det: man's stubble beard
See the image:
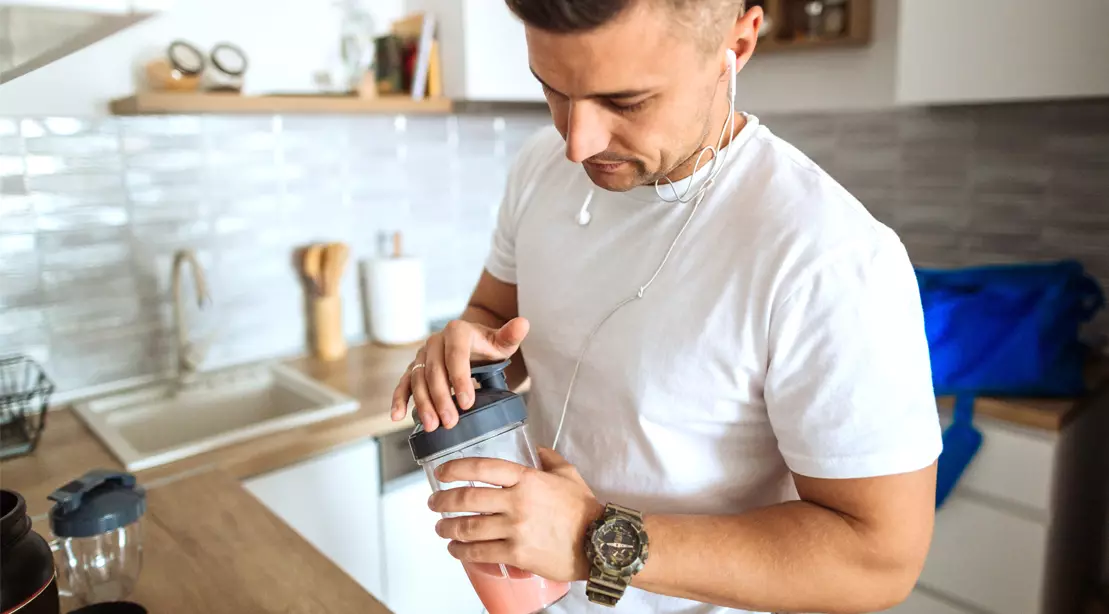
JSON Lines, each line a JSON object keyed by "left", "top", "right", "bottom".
{"left": 631, "top": 86, "right": 721, "bottom": 190}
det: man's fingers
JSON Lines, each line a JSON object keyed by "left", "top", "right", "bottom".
{"left": 410, "top": 365, "right": 439, "bottom": 431}
{"left": 425, "top": 340, "right": 458, "bottom": 429}
{"left": 390, "top": 370, "right": 412, "bottom": 421}
{"left": 435, "top": 513, "right": 513, "bottom": 542}
{"left": 430, "top": 486, "right": 510, "bottom": 514}
{"left": 443, "top": 322, "right": 476, "bottom": 409}
{"left": 436, "top": 457, "right": 528, "bottom": 488}
{"left": 446, "top": 540, "right": 516, "bottom": 568}
{"left": 490, "top": 317, "right": 530, "bottom": 352}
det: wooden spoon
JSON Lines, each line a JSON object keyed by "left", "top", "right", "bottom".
{"left": 302, "top": 244, "right": 324, "bottom": 296}
{"left": 322, "top": 242, "right": 349, "bottom": 296}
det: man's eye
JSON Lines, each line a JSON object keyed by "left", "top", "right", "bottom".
{"left": 541, "top": 83, "right": 565, "bottom": 98}
{"left": 610, "top": 99, "right": 648, "bottom": 114}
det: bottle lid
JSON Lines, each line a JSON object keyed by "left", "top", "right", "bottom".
{"left": 49, "top": 470, "right": 146, "bottom": 539}
{"left": 408, "top": 360, "right": 528, "bottom": 463}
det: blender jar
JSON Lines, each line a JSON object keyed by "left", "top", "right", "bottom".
{"left": 48, "top": 470, "right": 146, "bottom": 612}
{"left": 409, "top": 360, "right": 570, "bottom": 614}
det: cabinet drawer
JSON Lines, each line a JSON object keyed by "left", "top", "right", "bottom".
{"left": 941, "top": 413, "right": 1056, "bottom": 515}
{"left": 919, "top": 495, "right": 1047, "bottom": 614}
{"left": 882, "top": 588, "right": 973, "bottom": 614}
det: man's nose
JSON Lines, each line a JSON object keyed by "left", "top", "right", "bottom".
{"left": 563, "top": 102, "right": 609, "bottom": 164}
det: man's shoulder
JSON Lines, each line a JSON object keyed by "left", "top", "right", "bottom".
{"left": 731, "top": 122, "right": 908, "bottom": 292}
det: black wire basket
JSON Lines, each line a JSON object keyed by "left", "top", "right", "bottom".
{"left": 0, "top": 355, "right": 55, "bottom": 460}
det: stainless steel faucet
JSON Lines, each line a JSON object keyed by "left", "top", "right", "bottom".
{"left": 172, "top": 249, "right": 211, "bottom": 386}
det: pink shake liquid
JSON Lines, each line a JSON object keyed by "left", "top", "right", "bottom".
{"left": 463, "top": 562, "right": 570, "bottom": 614}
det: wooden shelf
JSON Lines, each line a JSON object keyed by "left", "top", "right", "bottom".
{"left": 757, "top": 32, "right": 870, "bottom": 53}
{"left": 752, "top": 0, "right": 872, "bottom": 54}
{"left": 109, "top": 92, "right": 454, "bottom": 116}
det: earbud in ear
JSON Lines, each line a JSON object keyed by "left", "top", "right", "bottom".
{"left": 725, "top": 48, "right": 737, "bottom": 101}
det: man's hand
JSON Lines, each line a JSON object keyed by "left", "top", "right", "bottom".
{"left": 429, "top": 448, "right": 604, "bottom": 583}
{"left": 391, "top": 316, "right": 529, "bottom": 431}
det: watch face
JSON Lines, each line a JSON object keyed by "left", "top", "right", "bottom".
{"left": 595, "top": 517, "right": 641, "bottom": 568}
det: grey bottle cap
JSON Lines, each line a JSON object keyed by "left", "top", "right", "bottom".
{"left": 48, "top": 469, "right": 146, "bottom": 539}
{"left": 408, "top": 359, "right": 527, "bottom": 463}
{"left": 408, "top": 390, "right": 527, "bottom": 462}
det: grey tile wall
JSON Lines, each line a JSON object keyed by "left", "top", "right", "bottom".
{"left": 1, "top": 98, "right": 1106, "bottom": 393}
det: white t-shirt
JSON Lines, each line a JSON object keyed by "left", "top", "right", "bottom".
{"left": 483, "top": 114, "right": 943, "bottom": 614}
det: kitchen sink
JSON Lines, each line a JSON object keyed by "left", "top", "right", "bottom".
{"left": 71, "top": 363, "right": 360, "bottom": 471}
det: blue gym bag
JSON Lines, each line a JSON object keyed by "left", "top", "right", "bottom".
{"left": 915, "top": 259, "right": 1105, "bottom": 507}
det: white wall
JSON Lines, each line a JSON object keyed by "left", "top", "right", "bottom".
{"left": 0, "top": 0, "right": 404, "bottom": 116}
{"left": 740, "top": 0, "right": 898, "bottom": 114}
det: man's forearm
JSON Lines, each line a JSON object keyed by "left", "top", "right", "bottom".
{"left": 461, "top": 303, "right": 528, "bottom": 388}
{"left": 630, "top": 501, "right": 923, "bottom": 614}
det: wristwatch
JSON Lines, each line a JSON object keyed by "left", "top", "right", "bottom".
{"left": 584, "top": 503, "right": 649, "bottom": 607}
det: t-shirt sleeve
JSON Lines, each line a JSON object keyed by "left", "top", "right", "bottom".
{"left": 484, "top": 176, "right": 521, "bottom": 284}
{"left": 484, "top": 128, "right": 553, "bottom": 284}
{"left": 765, "top": 234, "right": 943, "bottom": 479}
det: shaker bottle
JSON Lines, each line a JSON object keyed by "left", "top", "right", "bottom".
{"left": 47, "top": 470, "right": 148, "bottom": 613}
{"left": 408, "top": 360, "right": 570, "bottom": 614}
{"left": 2, "top": 488, "right": 61, "bottom": 614}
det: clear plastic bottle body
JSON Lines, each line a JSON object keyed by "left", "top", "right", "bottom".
{"left": 51, "top": 520, "right": 143, "bottom": 610}
{"left": 418, "top": 422, "right": 570, "bottom": 614}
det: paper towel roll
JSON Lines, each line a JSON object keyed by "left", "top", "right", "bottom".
{"left": 363, "top": 256, "right": 429, "bottom": 346}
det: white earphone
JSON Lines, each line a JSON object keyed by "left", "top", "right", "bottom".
{"left": 576, "top": 48, "right": 737, "bottom": 226}
{"left": 552, "top": 48, "right": 740, "bottom": 450}
{"left": 576, "top": 188, "right": 594, "bottom": 226}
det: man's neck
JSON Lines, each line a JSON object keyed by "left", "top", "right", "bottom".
{"left": 662, "top": 111, "right": 746, "bottom": 184}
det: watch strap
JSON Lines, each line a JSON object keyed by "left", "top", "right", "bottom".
{"left": 586, "top": 567, "right": 627, "bottom": 607}
{"left": 585, "top": 503, "right": 646, "bottom": 607}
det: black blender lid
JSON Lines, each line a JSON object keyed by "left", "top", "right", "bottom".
{"left": 408, "top": 360, "right": 528, "bottom": 462}
{"left": 49, "top": 469, "right": 146, "bottom": 539}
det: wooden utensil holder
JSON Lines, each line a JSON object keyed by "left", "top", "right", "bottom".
{"left": 310, "top": 294, "right": 347, "bottom": 361}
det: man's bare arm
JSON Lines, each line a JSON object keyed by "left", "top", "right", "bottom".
{"left": 630, "top": 463, "right": 936, "bottom": 614}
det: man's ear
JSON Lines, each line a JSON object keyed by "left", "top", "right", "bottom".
{"left": 731, "top": 5, "right": 763, "bottom": 70}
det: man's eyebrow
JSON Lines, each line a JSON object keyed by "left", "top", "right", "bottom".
{"left": 530, "top": 67, "right": 653, "bottom": 100}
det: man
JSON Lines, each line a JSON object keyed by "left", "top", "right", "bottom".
{"left": 390, "top": 1, "right": 943, "bottom": 612}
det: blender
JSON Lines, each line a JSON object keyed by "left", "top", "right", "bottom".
{"left": 409, "top": 360, "right": 570, "bottom": 614}
{"left": 48, "top": 469, "right": 147, "bottom": 614}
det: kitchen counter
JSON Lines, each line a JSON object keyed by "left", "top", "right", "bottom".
{"left": 2, "top": 342, "right": 1106, "bottom": 614}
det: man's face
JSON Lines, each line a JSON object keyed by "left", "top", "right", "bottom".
{"left": 526, "top": 3, "right": 725, "bottom": 192}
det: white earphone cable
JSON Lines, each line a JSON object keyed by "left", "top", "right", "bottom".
{"left": 552, "top": 182, "right": 712, "bottom": 450}
{"left": 552, "top": 57, "right": 738, "bottom": 450}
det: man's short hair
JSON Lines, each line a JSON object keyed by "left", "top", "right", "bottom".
{"left": 504, "top": 0, "right": 746, "bottom": 53}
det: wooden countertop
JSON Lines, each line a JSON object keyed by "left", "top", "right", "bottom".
{"left": 34, "top": 471, "right": 391, "bottom": 614}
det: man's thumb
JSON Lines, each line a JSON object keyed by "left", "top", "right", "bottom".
{"left": 537, "top": 447, "right": 580, "bottom": 480}
{"left": 492, "top": 317, "right": 529, "bottom": 351}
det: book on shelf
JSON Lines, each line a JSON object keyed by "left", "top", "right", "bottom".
{"left": 383, "top": 10, "right": 443, "bottom": 99}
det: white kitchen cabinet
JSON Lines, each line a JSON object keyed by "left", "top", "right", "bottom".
{"left": 896, "top": 0, "right": 1109, "bottom": 105}
{"left": 882, "top": 388, "right": 1109, "bottom": 614}
{"left": 405, "top": 0, "right": 544, "bottom": 102}
{"left": 243, "top": 438, "right": 385, "bottom": 599}
{"left": 380, "top": 471, "right": 486, "bottom": 614}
